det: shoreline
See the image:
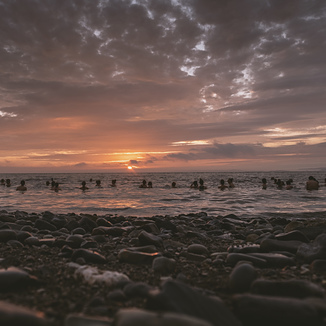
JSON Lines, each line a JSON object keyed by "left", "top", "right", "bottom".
{"left": 0, "top": 210, "right": 326, "bottom": 325}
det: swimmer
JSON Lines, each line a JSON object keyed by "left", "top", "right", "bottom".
{"left": 262, "top": 178, "right": 267, "bottom": 190}
{"left": 46, "top": 181, "right": 50, "bottom": 186}
{"left": 111, "top": 179, "right": 117, "bottom": 187}
{"left": 171, "top": 182, "right": 177, "bottom": 188}
{"left": 148, "top": 181, "right": 153, "bottom": 188}
{"left": 53, "top": 182, "right": 61, "bottom": 192}
{"left": 139, "top": 180, "right": 147, "bottom": 188}
{"left": 227, "top": 178, "right": 235, "bottom": 188}
{"left": 199, "top": 178, "right": 206, "bottom": 190}
{"left": 80, "top": 181, "right": 89, "bottom": 191}
{"left": 285, "top": 180, "right": 293, "bottom": 190}
{"left": 190, "top": 181, "right": 198, "bottom": 189}
{"left": 5, "top": 179, "right": 11, "bottom": 187}
{"left": 218, "top": 179, "right": 228, "bottom": 190}
{"left": 306, "top": 176, "right": 319, "bottom": 190}
{"left": 16, "top": 180, "right": 27, "bottom": 192}
{"left": 95, "top": 180, "right": 102, "bottom": 187}
{"left": 0, "top": 179, "right": 5, "bottom": 186}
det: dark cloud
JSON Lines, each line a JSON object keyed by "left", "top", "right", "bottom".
{"left": 0, "top": 0, "right": 325, "bottom": 171}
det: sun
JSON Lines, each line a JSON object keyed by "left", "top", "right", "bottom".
{"left": 127, "top": 166, "right": 133, "bottom": 170}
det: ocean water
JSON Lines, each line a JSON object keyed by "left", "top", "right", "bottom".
{"left": 0, "top": 171, "right": 326, "bottom": 220}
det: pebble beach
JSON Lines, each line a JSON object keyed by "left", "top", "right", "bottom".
{"left": 1, "top": 209, "right": 326, "bottom": 326}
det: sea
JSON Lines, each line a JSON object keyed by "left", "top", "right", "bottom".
{"left": 1, "top": 171, "right": 326, "bottom": 220}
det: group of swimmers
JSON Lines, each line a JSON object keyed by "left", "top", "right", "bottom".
{"left": 262, "top": 176, "right": 323, "bottom": 190}
{"left": 1, "top": 175, "right": 325, "bottom": 193}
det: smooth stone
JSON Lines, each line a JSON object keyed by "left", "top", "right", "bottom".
{"left": 16, "top": 231, "right": 33, "bottom": 242}
{"left": 152, "top": 257, "right": 176, "bottom": 274}
{"left": 65, "top": 314, "right": 112, "bottom": 326}
{"left": 34, "top": 219, "right": 57, "bottom": 231}
{"left": 233, "top": 294, "right": 321, "bottom": 326}
{"left": 79, "top": 216, "right": 97, "bottom": 232}
{"left": 72, "top": 227, "right": 86, "bottom": 235}
{"left": 245, "top": 234, "right": 259, "bottom": 243}
{"left": 297, "top": 234, "right": 326, "bottom": 263}
{"left": 95, "top": 218, "right": 112, "bottom": 227}
{"left": 0, "top": 267, "right": 40, "bottom": 292}
{"left": 260, "top": 239, "right": 303, "bottom": 254}
{"left": 123, "top": 282, "right": 154, "bottom": 299}
{"left": 24, "top": 236, "right": 40, "bottom": 246}
{"left": 65, "top": 220, "right": 80, "bottom": 231}
{"left": 187, "top": 244, "right": 209, "bottom": 256}
{"left": 0, "top": 214, "right": 16, "bottom": 223}
{"left": 113, "top": 308, "right": 213, "bottom": 326}
{"left": 140, "top": 223, "right": 160, "bottom": 235}
{"left": 284, "top": 221, "right": 304, "bottom": 233}
{"left": 275, "top": 230, "right": 310, "bottom": 243}
{"left": 127, "top": 245, "right": 158, "bottom": 253}
{"left": 107, "top": 289, "right": 127, "bottom": 301}
{"left": 0, "top": 229, "right": 17, "bottom": 242}
{"left": 249, "top": 253, "right": 295, "bottom": 267}
{"left": 66, "top": 235, "right": 84, "bottom": 248}
{"left": 251, "top": 279, "right": 325, "bottom": 298}
{"left": 71, "top": 249, "right": 107, "bottom": 264}
{"left": 226, "top": 253, "right": 267, "bottom": 268}
{"left": 0, "top": 301, "right": 49, "bottom": 325}
{"left": 180, "top": 251, "right": 207, "bottom": 262}
{"left": 7, "top": 240, "right": 24, "bottom": 248}
{"left": 38, "top": 239, "right": 55, "bottom": 247}
{"left": 229, "top": 263, "right": 257, "bottom": 293}
{"left": 80, "top": 240, "right": 98, "bottom": 249}
{"left": 138, "top": 231, "right": 163, "bottom": 248}
{"left": 310, "top": 259, "right": 326, "bottom": 274}
{"left": 147, "top": 280, "right": 242, "bottom": 326}
{"left": 118, "top": 249, "right": 160, "bottom": 264}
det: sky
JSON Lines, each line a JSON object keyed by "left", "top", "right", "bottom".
{"left": 1, "top": 0, "right": 326, "bottom": 173}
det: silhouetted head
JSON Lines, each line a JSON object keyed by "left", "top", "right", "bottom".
{"left": 20, "top": 180, "right": 25, "bottom": 186}
{"left": 220, "top": 179, "right": 225, "bottom": 185}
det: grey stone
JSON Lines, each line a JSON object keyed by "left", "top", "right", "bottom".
{"left": 71, "top": 249, "right": 107, "bottom": 264}
{"left": 260, "top": 239, "right": 303, "bottom": 254}
{"left": 233, "top": 294, "right": 321, "bottom": 326}
{"left": 226, "top": 253, "right": 267, "bottom": 268}
{"left": 187, "top": 244, "right": 209, "bottom": 256}
{"left": 152, "top": 257, "right": 176, "bottom": 274}
{"left": 0, "top": 229, "right": 17, "bottom": 242}
{"left": 229, "top": 263, "right": 257, "bottom": 293}
{"left": 118, "top": 249, "right": 160, "bottom": 264}
{"left": 138, "top": 231, "right": 163, "bottom": 248}
{"left": 297, "top": 234, "right": 326, "bottom": 263}
{"left": 65, "top": 314, "right": 112, "bottom": 326}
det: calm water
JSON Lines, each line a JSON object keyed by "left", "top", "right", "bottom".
{"left": 1, "top": 171, "right": 326, "bottom": 220}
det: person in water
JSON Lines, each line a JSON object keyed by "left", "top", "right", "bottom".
{"left": 0, "top": 179, "right": 5, "bottom": 186}
{"left": 111, "top": 179, "right": 117, "bottom": 187}
{"left": 198, "top": 178, "right": 206, "bottom": 190}
{"left": 53, "top": 182, "right": 61, "bottom": 192}
{"left": 306, "top": 176, "right": 319, "bottom": 190}
{"left": 80, "top": 181, "right": 89, "bottom": 191}
{"left": 218, "top": 179, "right": 228, "bottom": 190}
{"left": 95, "top": 180, "right": 102, "bottom": 187}
{"left": 227, "top": 178, "right": 235, "bottom": 188}
{"left": 285, "top": 180, "right": 293, "bottom": 190}
{"left": 139, "top": 180, "right": 147, "bottom": 188}
{"left": 262, "top": 178, "right": 267, "bottom": 190}
{"left": 171, "top": 182, "right": 177, "bottom": 188}
{"left": 148, "top": 181, "right": 153, "bottom": 188}
{"left": 5, "top": 179, "right": 11, "bottom": 187}
{"left": 16, "top": 180, "right": 27, "bottom": 191}
{"left": 190, "top": 181, "right": 198, "bottom": 189}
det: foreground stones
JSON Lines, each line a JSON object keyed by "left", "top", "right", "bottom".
{"left": 0, "top": 210, "right": 326, "bottom": 325}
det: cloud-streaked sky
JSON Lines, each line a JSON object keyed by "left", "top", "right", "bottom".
{"left": 1, "top": 0, "right": 326, "bottom": 172}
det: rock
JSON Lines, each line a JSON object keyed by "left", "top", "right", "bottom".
{"left": 249, "top": 252, "right": 295, "bottom": 268}
{"left": 187, "top": 244, "right": 209, "bottom": 256}
{"left": 147, "top": 280, "right": 242, "bottom": 326}
{"left": 24, "top": 237, "right": 40, "bottom": 246}
{"left": 297, "top": 234, "right": 326, "bottom": 263}
{"left": 0, "top": 229, "right": 17, "bottom": 242}
{"left": 275, "top": 230, "right": 310, "bottom": 243}
{"left": 113, "top": 308, "right": 213, "bottom": 326}
{"left": 65, "top": 314, "right": 112, "bottom": 325}
{"left": 118, "top": 249, "right": 160, "bottom": 264}
{"left": 233, "top": 294, "right": 321, "bottom": 326}
{"left": 68, "top": 263, "right": 129, "bottom": 287}
{"left": 72, "top": 227, "right": 86, "bottom": 235}
{"left": 228, "top": 244, "right": 260, "bottom": 253}
{"left": 0, "top": 267, "right": 40, "bottom": 292}
{"left": 79, "top": 216, "right": 97, "bottom": 232}
{"left": 92, "top": 226, "right": 127, "bottom": 236}
{"left": 152, "top": 257, "right": 176, "bottom": 274}
{"left": 229, "top": 263, "right": 257, "bottom": 293}
{"left": 123, "top": 282, "right": 154, "bottom": 299}
{"left": 0, "top": 301, "right": 49, "bottom": 325}
{"left": 107, "top": 289, "right": 127, "bottom": 301}
{"left": 180, "top": 251, "right": 207, "bottom": 262}
{"left": 284, "top": 221, "right": 304, "bottom": 233}
{"left": 71, "top": 249, "right": 107, "bottom": 264}
{"left": 138, "top": 231, "right": 163, "bottom": 248}
{"left": 310, "top": 259, "right": 326, "bottom": 274}
{"left": 251, "top": 279, "right": 325, "bottom": 298}
{"left": 7, "top": 240, "right": 24, "bottom": 248}
{"left": 34, "top": 219, "right": 57, "bottom": 231}
{"left": 260, "top": 239, "right": 303, "bottom": 254}
{"left": 66, "top": 235, "right": 84, "bottom": 248}
{"left": 226, "top": 253, "right": 267, "bottom": 268}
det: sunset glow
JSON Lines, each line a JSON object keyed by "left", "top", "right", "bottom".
{"left": 1, "top": 1, "right": 326, "bottom": 172}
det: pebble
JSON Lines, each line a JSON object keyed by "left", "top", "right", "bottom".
{"left": 0, "top": 301, "right": 49, "bottom": 326}
{"left": 233, "top": 293, "right": 322, "bottom": 326}
{"left": 187, "top": 244, "right": 209, "bottom": 256}
{"left": 152, "top": 256, "right": 176, "bottom": 274}
{"left": 0, "top": 229, "right": 17, "bottom": 242}
{"left": 71, "top": 249, "right": 107, "bottom": 264}
{"left": 297, "top": 233, "right": 326, "bottom": 263}
{"left": 118, "top": 249, "right": 160, "bottom": 264}
{"left": 0, "top": 267, "right": 40, "bottom": 291}
{"left": 64, "top": 314, "right": 112, "bottom": 326}
{"left": 229, "top": 263, "right": 258, "bottom": 293}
